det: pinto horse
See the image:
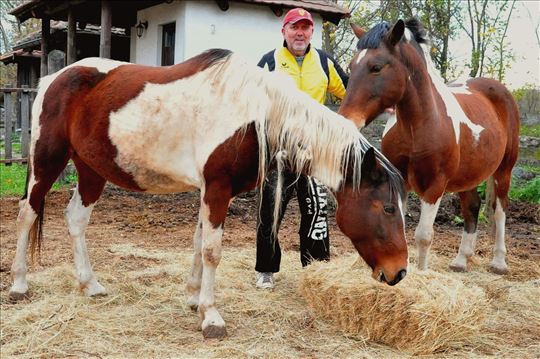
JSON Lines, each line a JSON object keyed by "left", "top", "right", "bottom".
{"left": 9, "top": 49, "right": 408, "bottom": 338}
{"left": 339, "top": 19, "right": 520, "bottom": 274}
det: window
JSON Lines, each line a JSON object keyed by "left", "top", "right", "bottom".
{"left": 161, "top": 23, "right": 176, "bottom": 66}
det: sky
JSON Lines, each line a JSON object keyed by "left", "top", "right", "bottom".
{"left": 448, "top": 1, "right": 539, "bottom": 89}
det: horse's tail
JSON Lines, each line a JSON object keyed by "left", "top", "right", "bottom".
{"left": 21, "top": 161, "right": 45, "bottom": 263}
{"left": 29, "top": 201, "right": 45, "bottom": 263}
{"left": 272, "top": 151, "right": 287, "bottom": 238}
{"left": 485, "top": 176, "right": 496, "bottom": 237}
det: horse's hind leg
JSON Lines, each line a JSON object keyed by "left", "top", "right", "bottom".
{"left": 9, "top": 198, "right": 39, "bottom": 300}
{"left": 450, "top": 189, "right": 481, "bottom": 272}
{"left": 67, "top": 157, "right": 107, "bottom": 296}
{"left": 486, "top": 175, "right": 511, "bottom": 274}
{"left": 10, "top": 153, "right": 70, "bottom": 300}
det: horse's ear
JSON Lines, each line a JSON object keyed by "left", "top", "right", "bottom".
{"left": 385, "top": 19, "right": 405, "bottom": 47}
{"left": 361, "top": 147, "right": 387, "bottom": 185}
{"left": 351, "top": 23, "right": 366, "bottom": 39}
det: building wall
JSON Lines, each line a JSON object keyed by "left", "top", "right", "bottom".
{"left": 132, "top": 0, "right": 324, "bottom": 66}
{"left": 131, "top": 1, "right": 187, "bottom": 65}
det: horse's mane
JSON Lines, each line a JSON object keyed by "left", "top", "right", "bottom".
{"left": 357, "top": 22, "right": 392, "bottom": 50}
{"left": 404, "top": 18, "right": 429, "bottom": 45}
{"left": 356, "top": 18, "right": 429, "bottom": 50}
{"left": 199, "top": 51, "right": 402, "bottom": 200}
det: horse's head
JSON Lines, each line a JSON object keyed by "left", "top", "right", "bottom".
{"left": 335, "top": 147, "right": 408, "bottom": 285}
{"left": 339, "top": 19, "right": 411, "bottom": 128}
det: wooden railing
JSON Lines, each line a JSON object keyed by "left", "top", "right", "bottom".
{"left": 1, "top": 86, "right": 37, "bottom": 165}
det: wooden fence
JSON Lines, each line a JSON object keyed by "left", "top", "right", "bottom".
{"left": 1, "top": 86, "right": 37, "bottom": 165}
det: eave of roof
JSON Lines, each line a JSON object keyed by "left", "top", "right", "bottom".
{"left": 0, "top": 49, "right": 42, "bottom": 64}
{"left": 10, "top": 0, "right": 350, "bottom": 25}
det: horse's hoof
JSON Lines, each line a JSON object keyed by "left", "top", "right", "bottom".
{"left": 8, "top": 290, "right": 31, "bottom": 302}
{"left": 202, "top": 325, "right": 227, "bottom": 339}
{"left": 188, "top": 304, "right": 198, "bottom": 312}
{"left": 449, "top": 263, "right": 467, "bottom": 273}
{"left": 489, "top": 264, "right": 508, "bottom": 275}
{"left": 82, "top": 281, "right": 107, "bottom": 297}
{"left": 89, "top": 292, "right": 108, "bottom": 298}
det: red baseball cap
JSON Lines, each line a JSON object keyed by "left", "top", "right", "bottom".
{"left": 282, "top": 8, "right": 314, "bottom": 27}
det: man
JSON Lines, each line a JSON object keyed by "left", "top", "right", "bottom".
{"left": 255, "top": 8, "right": 349, "bottom": 289}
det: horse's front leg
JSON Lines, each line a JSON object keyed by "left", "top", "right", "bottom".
{"left": 186, "top": 214, "right": 203, "bottom": 311}
{"left": 415, "top": 196, "right": 442, "bottom": 270}
{"left": 450, "top": 189, "right": 481, "bottom": 272}
{"left": 196, "top": 184, "right": 231, "bottom": 339}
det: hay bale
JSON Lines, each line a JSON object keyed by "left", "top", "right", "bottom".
{"left": 299, "top": 255, "right": 488, "bottom": 355}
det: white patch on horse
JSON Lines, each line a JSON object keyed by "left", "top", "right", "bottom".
{"left": 404, "top": 28, "right": 413, "bottom": 42}
{"left": 397, "top": 192, "right": 405, "bottom": 233}
{"left": 419, "top": 44, "right": 484, "bottom": 144}
{"left": 397, "top": 192, "right": 409, "bottom": 270}
{"left": 108, "top": 58, "right": 267, "bottom": 193}
{"left": 382, "top": 113, "right": 397, "bottom": 137}
{"left": 355, "top": 49, "right": 368, "bottom": 65}
{"left": 415, "top": 197, "right": 442, "bottom": 270}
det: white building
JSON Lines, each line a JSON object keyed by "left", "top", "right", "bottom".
{"left": 9, "top": 0, "right": 349, "bottom": 71}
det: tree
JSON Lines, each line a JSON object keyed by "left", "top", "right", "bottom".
{"left": 329, "top": 0, "right": 459, "bottom": 81}
{"left": 513, "top": 84, "right": 540, "bottom": 120}
{"left": 456, "top": 0, "right": 516, "bottom": 78}
{"left": 0, "top": 0, "right": 41, "bottom": 87}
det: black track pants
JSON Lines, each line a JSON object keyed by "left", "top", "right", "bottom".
{"left": 255, "top": 169, "right": 330, "bottom": 272}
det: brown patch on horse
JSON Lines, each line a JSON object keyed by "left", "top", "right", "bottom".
{"left": 203, "top": 123, "right": 260, "bottom": 227}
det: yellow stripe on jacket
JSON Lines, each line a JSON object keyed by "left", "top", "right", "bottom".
{"left": 273, "top": 47, "right": 347, "bottom": 104}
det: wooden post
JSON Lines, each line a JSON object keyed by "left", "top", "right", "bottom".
{"left": 4, "top": 88, "right": 13, "bottom": 165}
{"left": 41, "top": 17, "right": 50, "bottom": 77}
{"left": 20, "top": 87, "right": 30, "bottom": 159}
{"left": 100, "top": 0, "right": 112, "bottom": 58}
{"left": 67, "top": 8, "right": 77, "bottom": 64}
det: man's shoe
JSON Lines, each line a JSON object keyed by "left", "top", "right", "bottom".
{"left": 256, "top": 272, "right": 275, "bottom": 289}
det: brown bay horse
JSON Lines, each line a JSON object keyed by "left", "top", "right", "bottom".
{"left": 339, "top": 19, "right": 520, "bottom": 274}
{"left": 9, "top": 49, "right": 408, "bottom": 338}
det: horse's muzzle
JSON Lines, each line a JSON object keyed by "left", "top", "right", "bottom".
{"left": 378, "top": 269, "right": 407, "bottom": 286}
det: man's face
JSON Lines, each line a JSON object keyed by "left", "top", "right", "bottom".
{"left": 282, "top": 20, "right": 314, "bottom": 56}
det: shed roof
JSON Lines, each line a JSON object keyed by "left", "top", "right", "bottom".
{"left": 10, "top": 0, "right": 349, "bottom": 26}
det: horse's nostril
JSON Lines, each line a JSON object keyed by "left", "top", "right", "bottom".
{"left": 388, "top": 269, "right": 407, "bottom": 286}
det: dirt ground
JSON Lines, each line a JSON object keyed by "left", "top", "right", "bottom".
{"left": 1, "top": 184, "right": 538, "bottom": 290}
{"left": 0, "top": 186, "right": 540, "bottom": 358}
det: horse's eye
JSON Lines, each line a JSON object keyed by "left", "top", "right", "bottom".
{"left": 370, "top": 64, "right": 382, "bottom": 73}
{"left": 383, "top": 204, "right": 395, "bottom": 214}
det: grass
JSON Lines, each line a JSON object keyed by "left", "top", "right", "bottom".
{"left": 0, "top": 163, "right": 77, "bottom": 197}
{"left": 0, "top": 163, "right": 28, "bottom": 196}
{"left": 0, "top": 140, "right": 22, "bottom": 154}
{"left": 510, "top": 177, "right": 540, "bottom": 204}
{"left": 0, "top": 163, "right": 538, "bottom": 204}
{"left": 520, "top": 123, "right": 540, "bottom": 137}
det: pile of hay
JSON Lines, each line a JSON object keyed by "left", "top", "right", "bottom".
{"left": 299, "top": 256, "right": 488, "bottom": 355}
